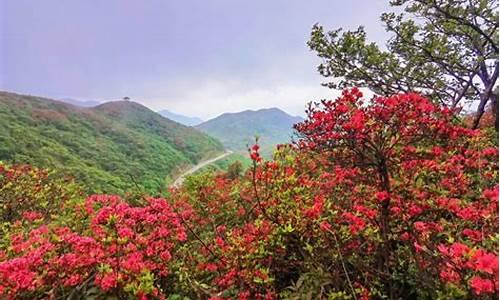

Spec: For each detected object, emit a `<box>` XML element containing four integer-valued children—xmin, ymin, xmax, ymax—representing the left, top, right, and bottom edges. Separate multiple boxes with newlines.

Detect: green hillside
<box><xmin>190</xmin><ymin>152</ymin><xmax>252</xmax><ymax>176</ymax></box>
<box><xmin>196</xmin><ymin>108</ymin><xmax>303</xmax><ymax>157</ymax></box>
<box><xmin>0</xmin><ymin>91</ymin><xmax>224</xmax><ymax>193</ymax></box>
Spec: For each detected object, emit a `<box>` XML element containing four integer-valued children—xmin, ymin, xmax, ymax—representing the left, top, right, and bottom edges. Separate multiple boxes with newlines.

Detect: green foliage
<box><xmin>308</xmin><ymin>0</ymin><xmax>499</xmax><ymax>129</ymax></box>
<box><xmin>196</xmin><ymin>108</ymin><xmax>303</xmax><ymax>157</ymax></box>
<box><xmin>0</xmin><ymin>92</ymin><xmax>224</xmax><ymax>194</ymax></box>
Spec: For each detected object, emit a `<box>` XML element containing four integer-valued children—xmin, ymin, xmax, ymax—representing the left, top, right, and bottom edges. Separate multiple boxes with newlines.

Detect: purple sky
<box><xmin>1</xmin><ymin>0</ymin><xmax>389</xmax><ymax>119</ymax></box>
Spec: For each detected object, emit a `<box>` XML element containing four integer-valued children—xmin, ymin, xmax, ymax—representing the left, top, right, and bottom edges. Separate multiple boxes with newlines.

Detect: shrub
<box><xmin>0</xmin><ymin>89</ymin><xmax>497</xmax><ymax>299</ymax></box>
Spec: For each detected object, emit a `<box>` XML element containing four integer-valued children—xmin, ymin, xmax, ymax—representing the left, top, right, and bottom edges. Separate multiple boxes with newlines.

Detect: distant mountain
<box><xmin>196</xmin><ymin>108</ymin><xmax>303</xmax><ymax>156</ymax></box>
<box><xmin>59</xmin><ymin>97</ymin><xmax>101</xmax><ymax>107</ymax></box>
<box><xmin>0</xmin><ymin>91</ymin><xmax>224</xmax><ymax>193</ymax></box>
<box><xmin>158</xmin><ymin>109</ymin><xmax>204</xmax><ymax>126</ymax></box>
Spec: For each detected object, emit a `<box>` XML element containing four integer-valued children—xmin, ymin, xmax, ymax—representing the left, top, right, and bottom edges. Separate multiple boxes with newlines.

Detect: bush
<box><xmin>0</xmin><ymin>89</ymin><xmax>497</xmax><ymax>299</ymax></box>
<box><xmin>0</xmin><ymin>162</ymin><xmax>82</xmax><ymax>223</ymax></box>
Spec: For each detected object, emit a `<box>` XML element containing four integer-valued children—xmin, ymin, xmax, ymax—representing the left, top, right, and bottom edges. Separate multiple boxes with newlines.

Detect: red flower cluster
<box><xmin>0</xmin><ymin>195</ymin><xmax>190</xmax><ymax>299</ymax></box>
<box><xmin>0</xmin><ymin>89</ymin><xmax>497</xmax><ymax>299</ymax></box>
<box><xmin>249</xmin><ymin>144</ymin><xmax>262</xmax><ymax>162</ymax></box>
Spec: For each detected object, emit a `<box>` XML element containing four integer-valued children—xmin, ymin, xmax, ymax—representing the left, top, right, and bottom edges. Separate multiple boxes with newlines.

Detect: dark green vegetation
<box><xmin>196</xmin><ymin>108</ymin><xmax>303</xmax><ymax>157</ymax></box>
<box><xmin>0</xmin><ymin>91</ymin><xmax>224</xmax><ymax>194</ymax></box>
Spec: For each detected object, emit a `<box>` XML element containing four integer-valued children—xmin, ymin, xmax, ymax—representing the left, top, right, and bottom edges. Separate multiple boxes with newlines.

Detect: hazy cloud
<box><xmin>1</xmin><ymin>0</ymin><xmax>390</xmax><ymax>119</ymax></box>
<box><xmin>141</xmin><ymin>78</ymin><xmax>341</xmax><ymax>120</ymax></box>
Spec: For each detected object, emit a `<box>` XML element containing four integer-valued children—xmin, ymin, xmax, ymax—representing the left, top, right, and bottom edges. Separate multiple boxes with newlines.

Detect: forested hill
<box><xmin>0</xmin><ymin>91</ymin><xmax>224</xmax><ymax>193</ymax></box>
<box><xmin>196</xmin><ymin>107</ymin><xmax>303</xmax><ymax>156</ymax></box>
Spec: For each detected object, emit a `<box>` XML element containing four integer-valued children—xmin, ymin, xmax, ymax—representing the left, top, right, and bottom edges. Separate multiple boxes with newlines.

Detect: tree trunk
<box><xmin>472</xmin><ymin>93</ymin><xmax>489</xmax><ymax>130</ymax></box>
<box><xmin>491</xmin><ymin>88</ymin><xmax>499</xmax><ymax>131</ymax></box>
<box><xmin>473</xmin><ymin>62</ymin><xmax>498</xmax><ymax>130</ymax></box>
<box><xmin>377</xmin><ymin>160</ymin><xmax>395</xmax><ymax>298</ymax></box>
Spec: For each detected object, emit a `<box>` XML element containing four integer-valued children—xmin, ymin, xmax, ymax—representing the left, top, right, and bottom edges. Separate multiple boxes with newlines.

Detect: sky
<box><xmin>0</xmin><ymin>0</ymin><xmax>390</xmax><ymax>120</ymax></box>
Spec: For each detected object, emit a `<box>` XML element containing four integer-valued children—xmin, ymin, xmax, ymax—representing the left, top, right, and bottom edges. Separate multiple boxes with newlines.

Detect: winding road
<box><xmin>171</xmin><ymin>150</ymin><xmax>233</xmax><ymax>187</ymax></box>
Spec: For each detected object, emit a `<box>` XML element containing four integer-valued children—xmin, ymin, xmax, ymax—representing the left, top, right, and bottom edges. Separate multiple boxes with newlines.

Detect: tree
<box><xmin>308</xmin><ymin>0</ymin><xmax>499</xmax><ymax>130</ymax></box>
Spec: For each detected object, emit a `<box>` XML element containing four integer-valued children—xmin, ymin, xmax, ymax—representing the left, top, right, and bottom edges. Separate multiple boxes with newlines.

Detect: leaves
<box><xmin>309</xmin><ymin>0</ymin><xmax>499</xmax><ymax>129</ymax></box>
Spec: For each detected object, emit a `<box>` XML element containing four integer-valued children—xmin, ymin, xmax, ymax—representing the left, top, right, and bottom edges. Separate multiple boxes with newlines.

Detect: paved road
<box><xmin>171</xmin><ymin>150</ymin><xmax>233</xmax><ymax>187</ymax></box>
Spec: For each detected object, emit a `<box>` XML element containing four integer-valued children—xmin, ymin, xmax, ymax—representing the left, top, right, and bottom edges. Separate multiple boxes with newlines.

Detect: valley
<box><xmin>0</xmin><ymin>91</ymin><xmax>301</xmax><ymax>194</ymax></box>
<box><xmin>0</xmin><ymin>92</ymin><xmax>224</xmax><ymax>194</ymax></box>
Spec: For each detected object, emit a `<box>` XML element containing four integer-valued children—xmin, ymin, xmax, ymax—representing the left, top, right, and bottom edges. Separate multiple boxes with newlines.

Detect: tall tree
<box><xmin>308</xmin><ymin>0</ymin><xmax>499</xmax><ymax>130</ymax></box>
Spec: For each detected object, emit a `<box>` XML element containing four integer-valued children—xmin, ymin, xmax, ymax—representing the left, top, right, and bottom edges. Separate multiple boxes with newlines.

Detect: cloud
<box><xmin>141</xmin><ymin>78</ymin><xmax>344</xmax><ymax>120</ymax></box>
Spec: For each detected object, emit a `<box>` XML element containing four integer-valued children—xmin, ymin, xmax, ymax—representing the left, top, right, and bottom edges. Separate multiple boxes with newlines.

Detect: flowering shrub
<box><xmin>0</xmin><ymin>195</ymin><xmax>191</xmax><ymax>299</ymax></box>
<box><xmin>0</xmin><ymin>163</ymin><xmax>82</xmax><ymax>223</ymax></box>
<box><xmin>291</xmin><ymin>88</ymin><xmax>498</xmax><ymax>298</ymax></box>
<box><xmin>0</xmin><ymin>89</ymin><xmax>497</xmax><ymax>299</ymax></box>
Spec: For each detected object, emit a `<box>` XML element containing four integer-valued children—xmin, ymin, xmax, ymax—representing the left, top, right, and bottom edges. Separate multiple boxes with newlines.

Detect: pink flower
<box><xmin>470</xmin><ymin>276</ymin><xmax>495</xmax><ymax>294</ymax></box>
<box><xmin>400</xmin><ymin>232</ymin><xmax>411</xmax><ymax>241</ymax></box>
<box><xmin>437</xmin><ymin>244</ymin><xmax>448</xmax><ymax>256</ymax></box>
<box><xmin>413</xmin><ymin>221</ymin><xmax>427</xmax><ymax>232</ymax></box>
<box><xmin>160</xmin><ymin>250</ymin><xmax>172</xmax><ymax>261</ymax></box>
<box><xmin>250</xmin><ymin>151</ymin><xmax>262</xmax><ymax>162</ymax></box>
<box><xmin>216</xmin><ymin>225</ymin><xmax>226</xmax><ymax>234</ymax></box>
<box><xmin>375</xmin><ymin>191</ymin><xmax>390</xmax><ymax>202</ymax></box>
<box><xmin>177</xmin><ymin>230</ymin><xmax>187</xmax><ymax>241</ymax></box>
<box><xmin>319</xmin><ymin>221</ymin><xmax>332</xmax><ymax>232</ymax></box>
<box><xmin>238</xmin><ymin>290</ymin><xmax>251</xmax><ymax>300</ymax></box>
<box><xmin>22</xmin><ymin>211</ymin><xmax>43</xmax><ymax>222</ymax></box>
<box><xmin>215</xmin><ymin>237</ymin><xmax>225</xmax><ymax>248</ymax></box>
<box><xmin>457</xmin><ymin>207</ymin><xmax>477</xmax><ymax>221</ymax></box>
<box><xmin>449</xmin><ymin>242</ymin><xmax>469</xmax><ymax>258</ymax></box>
<box><xmin>408</xmin><ymin>205</ymin><xmax>423</xmax><ymax>217</ymax></box>
<box><xmin>431</xmin><ymin>146</ymin><xmax>443</xmax><ymax>156</ymax></box>
<box><xmin>463</xmin><ymin>229</ymin><xmax>482</xmax><ymax>242</ymax></box>
<box><xmin>123</xmin><ymin>252</ymin><xmax>144</xmax><ymax>273</ymax></box>
<box><xmin>97</xmin><ymin>273</ymin><xmax>117</xmax><ymax>290</ymax></box>
<box><xmin>64</xmin><ymin>274</ymin><xmax>82</xmax><ymax>286</ymax></box>
<box><xmin>472</xmin><ymin>250</ymin><xmax>498</xmax><ymax>275</ymax></box>
<box><xmin>341</xmin><ymin>212</ymin><xmax>366</xmax><ymax>234</ymax></box>
<box><xmin>205</xmin><ymin>263</ymin><xmax>218</xmax><ymax>272</ymax></box>
<box><xmin>303</xmin><ymin>195</ymin><xmax>325</xmax><ymax>219</ymax></box>
<box><xmin>483</xmin><ymin>187</ymin><xmax>499</xmax><ymax>201</ymax></box>
<box><xmin>117</xmin><ymin>227</ymin><xmax>134</xmax><ymax>239</ymax></box>
<box><xmin>439</xmin><ymin>269</ymin><xmax>460</xmax><ymax>283</ymax></box>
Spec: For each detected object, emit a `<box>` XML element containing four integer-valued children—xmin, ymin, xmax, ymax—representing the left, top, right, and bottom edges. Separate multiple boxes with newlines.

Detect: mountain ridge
<box><xmin>0</xmin><ymin>91</ymin><xmax>224</xmax><ymax>193</ymax></box>
<box><xmin>196</xmin><ymin>107</ymin><xmax>303</xmax><ymax>156</ymax></box>
<box><xmin>212</xmin><ymin>107</ymin><xmax>302</xmax><ymax>119</ymax></box>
